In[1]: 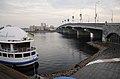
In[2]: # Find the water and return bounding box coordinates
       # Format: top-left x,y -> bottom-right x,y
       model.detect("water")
34,32 -> 98,75
15,32 -> 98,76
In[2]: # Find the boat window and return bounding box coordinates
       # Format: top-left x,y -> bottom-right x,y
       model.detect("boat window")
13,42 -> 30,52
8,54 -> 14,58
15,54 -> 22,58
24,53 -> 30,57
3,53 -> 7,57
1,43 -> 10,51
31,52 -> 36,55
0,52 -> 2,56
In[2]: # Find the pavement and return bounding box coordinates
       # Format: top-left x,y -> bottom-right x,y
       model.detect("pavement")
72,43 -> 120,79
0,64 -> 28,79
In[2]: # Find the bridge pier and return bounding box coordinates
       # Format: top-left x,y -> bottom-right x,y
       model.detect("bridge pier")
76,30 -> 90,39
92,31 -> 102,41
85,29 -> 102,41
73,27 -> 90,40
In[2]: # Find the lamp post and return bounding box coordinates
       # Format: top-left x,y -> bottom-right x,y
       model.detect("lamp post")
72,16 -> 74,23
64,20 -> 66,23
95,1 -> 100,23
80,14 -> 82,23
111,10 -> 113,23
67,18 -> 70,23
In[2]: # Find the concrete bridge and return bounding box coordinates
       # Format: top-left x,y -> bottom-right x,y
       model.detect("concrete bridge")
57,23 -> 104,41
56,23 -> 120,44
103,23 -> 120,44
57,23 -> 104,30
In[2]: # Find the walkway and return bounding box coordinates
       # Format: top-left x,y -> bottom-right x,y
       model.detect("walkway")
72,43 -> 120,79
86,58 -> 120,66
0,64 -> 28,79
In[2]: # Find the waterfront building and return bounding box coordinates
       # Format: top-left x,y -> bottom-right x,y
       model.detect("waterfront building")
29,23 -> 55,32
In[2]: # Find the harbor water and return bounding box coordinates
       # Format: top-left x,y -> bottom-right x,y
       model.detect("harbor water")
15,32 -> 98,76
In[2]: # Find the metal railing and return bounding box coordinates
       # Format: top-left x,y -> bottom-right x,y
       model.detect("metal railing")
0,47 -> 36,53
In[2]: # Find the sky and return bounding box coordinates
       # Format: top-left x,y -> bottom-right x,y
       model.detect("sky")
0,0 -> 120,27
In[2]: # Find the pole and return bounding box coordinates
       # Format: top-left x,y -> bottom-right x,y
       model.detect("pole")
95,3 -> 96,23
95,1 -> 100,23
72,16 -> 74,22
111,10 -> 113,23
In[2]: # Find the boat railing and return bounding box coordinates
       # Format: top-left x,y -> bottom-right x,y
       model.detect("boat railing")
0,47 -> 36,53
0,48 -> 10,52
14,47 -> 36,52
26,47 -> 36,51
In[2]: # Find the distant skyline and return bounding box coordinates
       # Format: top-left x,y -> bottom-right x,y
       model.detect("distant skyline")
0,0 -> 120,27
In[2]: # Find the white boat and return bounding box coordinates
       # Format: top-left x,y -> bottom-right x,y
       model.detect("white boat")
0,25 -> 38,66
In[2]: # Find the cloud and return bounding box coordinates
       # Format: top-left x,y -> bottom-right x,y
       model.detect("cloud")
0,0 -> 54,14
47,0 -> 96,9
0,0 -> 120,27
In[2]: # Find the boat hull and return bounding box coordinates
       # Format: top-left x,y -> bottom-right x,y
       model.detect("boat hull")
0,51 -> 39,66
0,57 -> 38,66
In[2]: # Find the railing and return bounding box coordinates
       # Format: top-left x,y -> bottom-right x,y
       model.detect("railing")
0,50 -> 37,58
0,47 -> 36,53
0,48 -> 10,52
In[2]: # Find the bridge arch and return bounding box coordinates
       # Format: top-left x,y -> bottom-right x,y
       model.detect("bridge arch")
106,33 -> 120,44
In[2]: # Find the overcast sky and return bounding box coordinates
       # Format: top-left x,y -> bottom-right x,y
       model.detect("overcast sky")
0,0 -> 120,27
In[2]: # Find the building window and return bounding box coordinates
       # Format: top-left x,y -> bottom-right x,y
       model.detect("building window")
31,52 -> 36,55
15,54 -> 22,58
8,54 -> 14,58
3,53 -> 7,57
24,53 -> 30,57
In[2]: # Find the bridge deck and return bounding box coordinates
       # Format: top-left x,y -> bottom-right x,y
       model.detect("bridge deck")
58,23 -> 120,30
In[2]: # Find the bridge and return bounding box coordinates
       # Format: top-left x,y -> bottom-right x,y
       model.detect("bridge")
56,23 -> 120,44
57,23 -> 104,30
57,23 -> 105,41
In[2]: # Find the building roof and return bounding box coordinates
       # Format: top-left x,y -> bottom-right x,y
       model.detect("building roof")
0,26 -> 28,42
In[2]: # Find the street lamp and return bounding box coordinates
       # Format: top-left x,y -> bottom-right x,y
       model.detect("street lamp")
80,14 -> 82,23
111,10 -> 113,23
67,18 -> 70,23
72,16 -> 74,22
95,1 -> 100,23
